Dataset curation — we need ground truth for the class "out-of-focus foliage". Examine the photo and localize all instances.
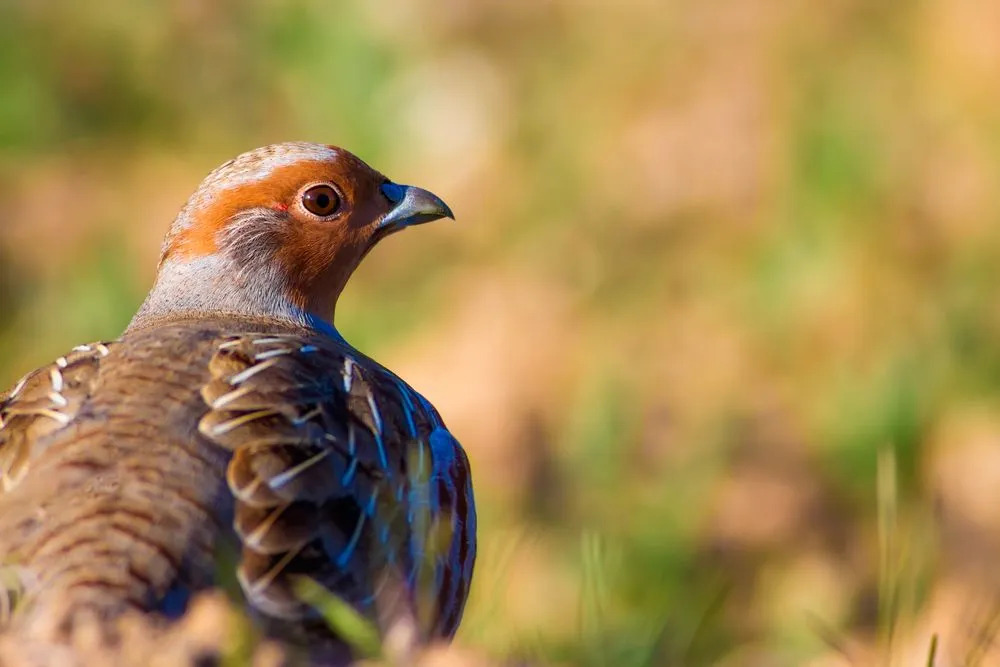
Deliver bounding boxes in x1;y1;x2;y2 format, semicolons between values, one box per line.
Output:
2;0;1000;664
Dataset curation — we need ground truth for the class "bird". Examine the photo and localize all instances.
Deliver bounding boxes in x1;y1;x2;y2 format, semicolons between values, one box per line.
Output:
0;142;476;661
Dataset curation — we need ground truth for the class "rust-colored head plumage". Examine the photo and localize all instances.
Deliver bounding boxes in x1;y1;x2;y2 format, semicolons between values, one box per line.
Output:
132;143;453;331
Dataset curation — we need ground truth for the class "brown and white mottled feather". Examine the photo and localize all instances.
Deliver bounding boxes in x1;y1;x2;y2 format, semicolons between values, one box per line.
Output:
198;333;473;638
0;343;113;492
0;142;474;659
0;324;233;640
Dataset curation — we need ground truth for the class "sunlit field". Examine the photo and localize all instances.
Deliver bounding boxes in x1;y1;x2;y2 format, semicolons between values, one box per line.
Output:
3;1;1000;664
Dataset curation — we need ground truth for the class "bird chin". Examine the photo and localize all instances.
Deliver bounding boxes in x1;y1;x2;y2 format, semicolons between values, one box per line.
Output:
369;222;405;245
360;224;402;261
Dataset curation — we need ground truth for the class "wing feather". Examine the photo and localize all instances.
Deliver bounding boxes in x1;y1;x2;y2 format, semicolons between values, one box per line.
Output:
0;343;115;493
199;333;475;638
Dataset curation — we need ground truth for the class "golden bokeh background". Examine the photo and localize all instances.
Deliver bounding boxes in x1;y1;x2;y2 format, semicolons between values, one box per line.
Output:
2;1;1000;664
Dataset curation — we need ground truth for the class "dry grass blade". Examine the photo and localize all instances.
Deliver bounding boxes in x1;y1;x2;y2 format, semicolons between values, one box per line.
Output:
877;445;899;661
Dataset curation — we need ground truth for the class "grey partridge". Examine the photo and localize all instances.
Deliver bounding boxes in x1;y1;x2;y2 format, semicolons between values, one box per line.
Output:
0;143;476;659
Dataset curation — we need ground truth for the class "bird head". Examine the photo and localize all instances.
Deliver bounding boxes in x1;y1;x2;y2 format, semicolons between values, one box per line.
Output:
134;143;453;330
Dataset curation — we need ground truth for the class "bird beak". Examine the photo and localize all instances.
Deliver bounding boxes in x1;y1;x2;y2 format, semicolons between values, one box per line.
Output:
379;182;454;231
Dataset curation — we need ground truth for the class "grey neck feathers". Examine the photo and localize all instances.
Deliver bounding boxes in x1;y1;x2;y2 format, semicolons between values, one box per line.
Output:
129;208;344;341
128;254;342;341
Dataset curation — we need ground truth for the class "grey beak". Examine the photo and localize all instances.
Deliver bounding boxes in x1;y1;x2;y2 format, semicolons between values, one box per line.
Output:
379;182;454;230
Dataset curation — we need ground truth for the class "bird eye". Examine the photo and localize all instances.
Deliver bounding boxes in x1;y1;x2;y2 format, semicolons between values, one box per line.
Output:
301;184;340;217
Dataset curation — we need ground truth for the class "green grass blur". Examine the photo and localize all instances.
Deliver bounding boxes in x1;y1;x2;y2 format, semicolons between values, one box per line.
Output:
2;1;1000;664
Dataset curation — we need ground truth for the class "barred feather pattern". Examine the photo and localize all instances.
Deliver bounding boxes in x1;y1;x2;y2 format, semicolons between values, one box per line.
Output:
0;318;474;648
0;326;232;640
199;333;476;639
0;343;115;629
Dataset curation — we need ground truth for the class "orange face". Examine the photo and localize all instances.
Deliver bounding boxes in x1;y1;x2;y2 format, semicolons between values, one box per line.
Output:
160;144;452;316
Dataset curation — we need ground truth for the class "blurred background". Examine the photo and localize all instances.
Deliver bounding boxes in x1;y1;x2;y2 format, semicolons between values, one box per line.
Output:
1;1;1000;664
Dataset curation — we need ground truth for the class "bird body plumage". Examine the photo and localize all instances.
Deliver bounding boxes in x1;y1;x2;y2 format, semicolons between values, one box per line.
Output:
0;143;475;658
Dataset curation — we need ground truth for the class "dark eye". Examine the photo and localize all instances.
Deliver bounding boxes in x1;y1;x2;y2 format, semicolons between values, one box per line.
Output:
301;184;340;217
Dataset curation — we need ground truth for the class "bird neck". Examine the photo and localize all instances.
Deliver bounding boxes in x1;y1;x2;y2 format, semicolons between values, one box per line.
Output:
127;254;343;339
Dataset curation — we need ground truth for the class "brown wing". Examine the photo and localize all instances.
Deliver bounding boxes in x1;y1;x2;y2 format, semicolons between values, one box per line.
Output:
0;342;117;626
198;333;475;640
0;342;115;493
